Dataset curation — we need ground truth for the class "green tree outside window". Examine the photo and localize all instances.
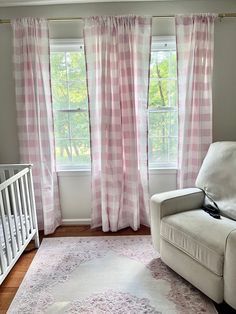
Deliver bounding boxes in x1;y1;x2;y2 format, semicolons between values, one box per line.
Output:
50;39;178;169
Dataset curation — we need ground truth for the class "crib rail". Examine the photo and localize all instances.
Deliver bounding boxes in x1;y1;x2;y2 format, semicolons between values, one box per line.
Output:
0;164;39;284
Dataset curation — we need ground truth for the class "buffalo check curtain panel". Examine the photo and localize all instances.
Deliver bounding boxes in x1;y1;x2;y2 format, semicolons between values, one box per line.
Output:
11;18;61;235
83;16;152;231
175;14;216;188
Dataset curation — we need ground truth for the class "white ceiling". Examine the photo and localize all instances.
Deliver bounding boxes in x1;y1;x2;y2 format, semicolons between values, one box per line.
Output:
0;0;179;6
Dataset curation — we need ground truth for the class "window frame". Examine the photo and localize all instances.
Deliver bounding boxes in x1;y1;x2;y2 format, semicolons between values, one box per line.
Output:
50;38;91;171
50;37;178;172
148;36;178;170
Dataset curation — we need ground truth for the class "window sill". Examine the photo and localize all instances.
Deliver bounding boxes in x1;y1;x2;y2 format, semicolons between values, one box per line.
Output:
149;168;177;175
57;168;177;177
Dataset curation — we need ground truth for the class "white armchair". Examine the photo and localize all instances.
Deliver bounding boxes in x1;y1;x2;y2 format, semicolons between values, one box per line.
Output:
150;142;236;309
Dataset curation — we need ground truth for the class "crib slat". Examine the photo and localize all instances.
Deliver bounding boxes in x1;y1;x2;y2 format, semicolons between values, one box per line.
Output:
19;177;29;238
15;179;25;243
3;187;17;258
23;174;33;234
0;169;6;184
0;170;7;213
10;183;22;250
8;168;23;249
0;216;7;274
28;168;40;248
0;192;12;266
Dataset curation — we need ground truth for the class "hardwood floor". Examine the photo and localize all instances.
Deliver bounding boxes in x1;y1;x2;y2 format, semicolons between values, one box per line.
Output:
0;225;235;314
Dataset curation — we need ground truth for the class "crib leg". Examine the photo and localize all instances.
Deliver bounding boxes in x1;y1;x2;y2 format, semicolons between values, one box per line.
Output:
34;231;40;249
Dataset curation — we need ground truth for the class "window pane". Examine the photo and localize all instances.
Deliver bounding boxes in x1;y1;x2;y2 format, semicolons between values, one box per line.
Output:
51;82;69;110
70;112;89;139
169;51;177;77
149;79;170;107
71;139;91;165
55;139;72;165
68;82;88;110
67;52;86;81
54;112;70;139
50;52;67;81
169;137;178;162
149;137;168;164
168;80;177;107
148;40;178;167
169;111;178;136
150;50;177;79
149;80;176;108
51;47;90;169
150;51;169;79
149;112;169;137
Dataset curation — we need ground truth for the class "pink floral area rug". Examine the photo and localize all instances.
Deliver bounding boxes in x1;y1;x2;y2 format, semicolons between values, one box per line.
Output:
8;236;217;314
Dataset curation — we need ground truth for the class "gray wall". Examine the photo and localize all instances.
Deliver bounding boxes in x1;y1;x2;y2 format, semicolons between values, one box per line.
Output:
0;1;236;222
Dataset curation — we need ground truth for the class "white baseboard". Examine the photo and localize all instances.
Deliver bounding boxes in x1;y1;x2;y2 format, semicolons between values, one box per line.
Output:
62;218;91;225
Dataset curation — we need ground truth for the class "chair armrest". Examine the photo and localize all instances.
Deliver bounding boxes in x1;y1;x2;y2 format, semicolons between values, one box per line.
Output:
224;230;236;309
150;188;204;251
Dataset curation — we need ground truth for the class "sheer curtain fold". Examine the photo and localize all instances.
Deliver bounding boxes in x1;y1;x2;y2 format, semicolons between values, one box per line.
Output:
84;15;152;232
175;14;217;188
11;17;61;235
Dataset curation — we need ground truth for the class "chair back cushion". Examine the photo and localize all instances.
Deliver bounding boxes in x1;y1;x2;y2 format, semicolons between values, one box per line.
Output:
195;141;236;220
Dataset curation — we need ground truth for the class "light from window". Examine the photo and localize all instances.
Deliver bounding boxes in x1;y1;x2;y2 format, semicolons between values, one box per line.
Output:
50;41;90;169
148;37;178;168
50;38;178;170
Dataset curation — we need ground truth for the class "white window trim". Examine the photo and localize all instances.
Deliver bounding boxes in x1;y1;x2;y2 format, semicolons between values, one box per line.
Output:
57;168;177;176
149;35;178;170
50;38;90;172
50;37;178;172
50;38;84;52
152;36;176;50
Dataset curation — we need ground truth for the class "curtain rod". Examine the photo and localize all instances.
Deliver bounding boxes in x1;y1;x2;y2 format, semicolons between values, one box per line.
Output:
0;12;235;24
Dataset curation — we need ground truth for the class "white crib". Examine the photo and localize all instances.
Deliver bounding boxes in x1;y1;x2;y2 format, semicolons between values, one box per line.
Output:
0;164;39;284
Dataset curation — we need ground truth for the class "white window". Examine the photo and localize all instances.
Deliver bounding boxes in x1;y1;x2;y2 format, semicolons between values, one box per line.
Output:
149;37;178;168
50;39;90;170
50;37;178;170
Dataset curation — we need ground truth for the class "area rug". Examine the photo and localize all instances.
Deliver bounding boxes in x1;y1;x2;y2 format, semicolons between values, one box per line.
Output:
8;236;217;314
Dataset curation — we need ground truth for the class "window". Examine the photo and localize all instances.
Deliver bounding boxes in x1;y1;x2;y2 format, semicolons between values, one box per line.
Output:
50;37;178;170
148;37;178;168
50;39;90;170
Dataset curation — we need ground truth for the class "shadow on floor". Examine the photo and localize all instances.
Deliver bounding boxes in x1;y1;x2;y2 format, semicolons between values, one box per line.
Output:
214;302;236;314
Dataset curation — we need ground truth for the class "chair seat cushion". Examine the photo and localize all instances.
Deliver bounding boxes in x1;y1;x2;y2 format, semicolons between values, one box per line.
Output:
160;209;236;276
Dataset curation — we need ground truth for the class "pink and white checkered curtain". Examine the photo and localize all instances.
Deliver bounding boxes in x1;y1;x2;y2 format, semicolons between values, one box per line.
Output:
84;16;151;232
11;18;61;235
175;14;217;188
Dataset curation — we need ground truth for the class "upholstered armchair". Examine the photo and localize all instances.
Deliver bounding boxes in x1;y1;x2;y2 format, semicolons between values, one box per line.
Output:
150;142;236;309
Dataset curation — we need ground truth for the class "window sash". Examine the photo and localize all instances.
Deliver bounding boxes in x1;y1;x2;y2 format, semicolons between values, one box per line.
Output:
51;37;177;170
149;37;177;168
50;40;90;170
